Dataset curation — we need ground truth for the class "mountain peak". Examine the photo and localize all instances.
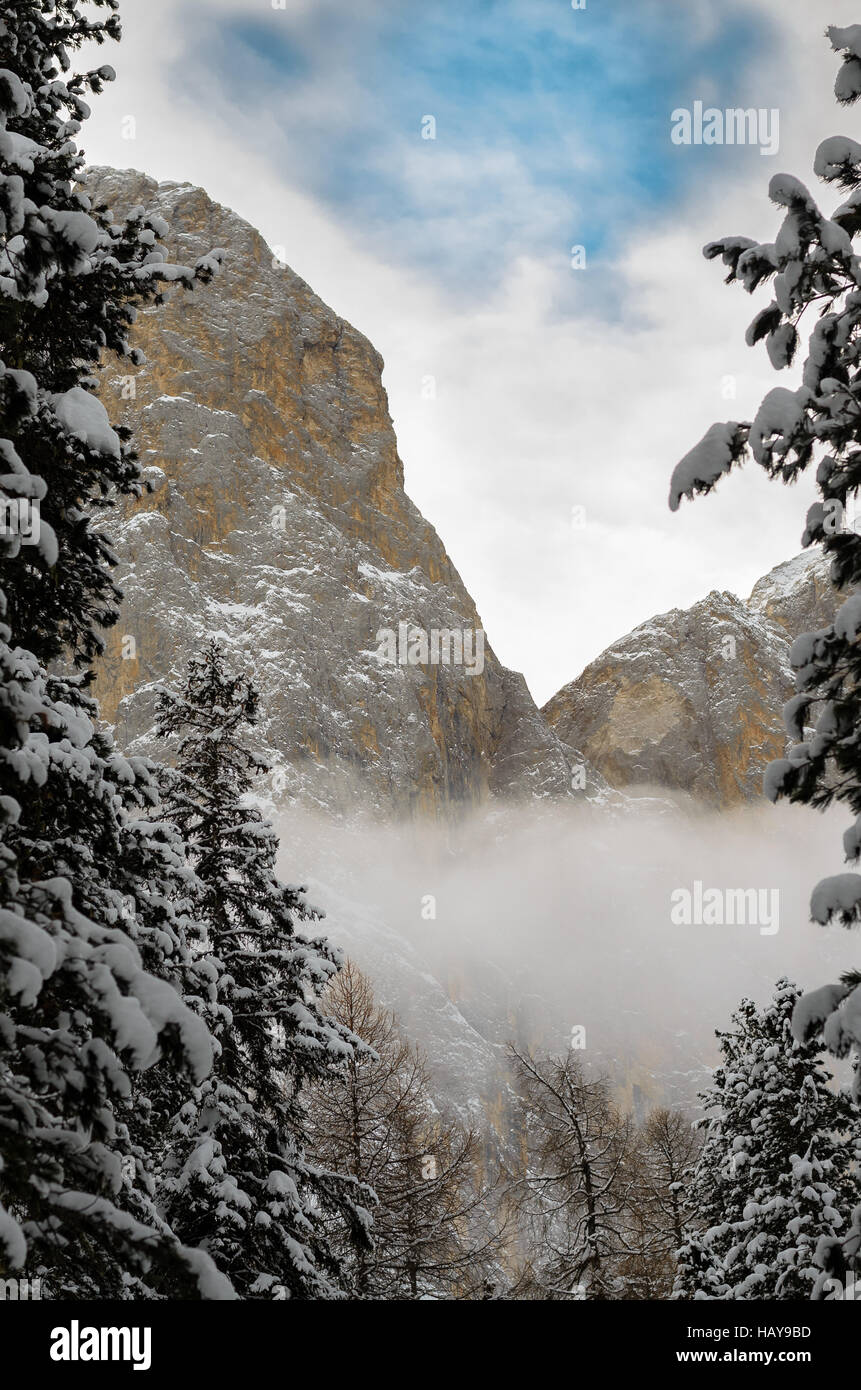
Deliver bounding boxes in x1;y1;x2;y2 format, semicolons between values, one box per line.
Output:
88;168;598;819
543;550;838;808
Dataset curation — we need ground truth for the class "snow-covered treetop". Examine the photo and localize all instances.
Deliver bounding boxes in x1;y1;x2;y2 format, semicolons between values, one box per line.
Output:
0;1;223;667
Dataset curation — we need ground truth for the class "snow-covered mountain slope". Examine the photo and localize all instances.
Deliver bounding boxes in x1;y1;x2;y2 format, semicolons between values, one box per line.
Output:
85;167;610;821
542;550;835;808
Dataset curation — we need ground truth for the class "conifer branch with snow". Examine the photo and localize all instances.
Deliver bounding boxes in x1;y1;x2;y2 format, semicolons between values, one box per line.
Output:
669;21;861;1287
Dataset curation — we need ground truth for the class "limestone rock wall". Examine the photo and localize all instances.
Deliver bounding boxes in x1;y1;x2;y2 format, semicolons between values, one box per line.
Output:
85;168;596;819
542;550;835;808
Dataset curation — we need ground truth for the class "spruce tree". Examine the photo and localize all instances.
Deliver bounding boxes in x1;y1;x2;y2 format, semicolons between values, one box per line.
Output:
0;1;232;1297
154;641;373;1299
675;981;861;1300
668;21;861;1281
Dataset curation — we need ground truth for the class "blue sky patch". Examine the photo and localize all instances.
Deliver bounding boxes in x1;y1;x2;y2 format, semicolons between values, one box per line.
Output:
181;0;784;304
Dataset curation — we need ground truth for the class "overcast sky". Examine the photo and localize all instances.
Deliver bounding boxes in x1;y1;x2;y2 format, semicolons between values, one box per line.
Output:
85;0;861;704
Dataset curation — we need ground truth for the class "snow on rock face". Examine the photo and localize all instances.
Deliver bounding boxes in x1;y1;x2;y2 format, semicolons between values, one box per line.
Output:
747;550;837;637
542;550;836;809
84;167;599;821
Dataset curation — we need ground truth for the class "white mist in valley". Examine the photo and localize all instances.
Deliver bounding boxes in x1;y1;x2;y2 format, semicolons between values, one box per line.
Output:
275;798;860;1115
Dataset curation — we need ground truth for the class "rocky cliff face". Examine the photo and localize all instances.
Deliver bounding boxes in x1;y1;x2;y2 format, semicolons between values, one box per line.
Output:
542;550;836;808
85;167;602;821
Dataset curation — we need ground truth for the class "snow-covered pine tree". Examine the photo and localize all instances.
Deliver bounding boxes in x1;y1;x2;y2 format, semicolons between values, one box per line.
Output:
0;1;233;1297
668;22;861;1283
5;679;235;1299
675;981;861;1300
154;641;373;1299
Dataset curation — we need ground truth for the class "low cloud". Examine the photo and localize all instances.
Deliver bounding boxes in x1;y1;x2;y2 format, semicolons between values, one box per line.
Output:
275;796;859;1105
